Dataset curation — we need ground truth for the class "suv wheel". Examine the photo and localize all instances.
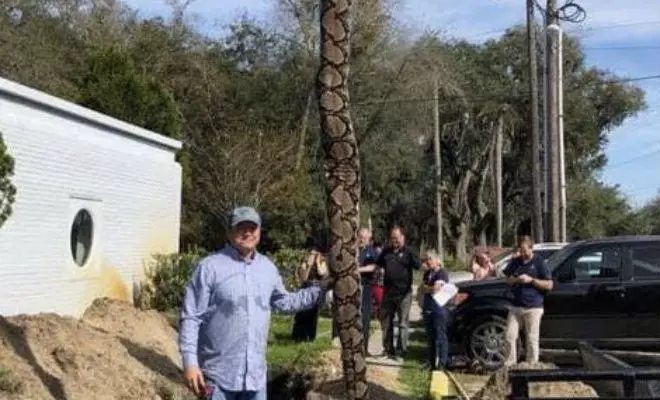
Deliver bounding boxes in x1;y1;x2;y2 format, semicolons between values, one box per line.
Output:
465;315;519;370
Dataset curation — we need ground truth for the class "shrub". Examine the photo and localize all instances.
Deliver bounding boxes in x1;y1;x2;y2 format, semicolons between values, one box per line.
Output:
135;246;309;311
443;254;467;272
0;132;17;229
135;247;207;311
267;247;308;291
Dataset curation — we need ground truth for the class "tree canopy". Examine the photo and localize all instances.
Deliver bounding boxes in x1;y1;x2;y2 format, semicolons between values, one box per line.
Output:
0;1;652;259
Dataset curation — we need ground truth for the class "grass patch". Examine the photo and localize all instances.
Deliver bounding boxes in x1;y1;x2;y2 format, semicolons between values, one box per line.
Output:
0;365;23;393
160;308;334;372
398;330;432;399
267;314;333;371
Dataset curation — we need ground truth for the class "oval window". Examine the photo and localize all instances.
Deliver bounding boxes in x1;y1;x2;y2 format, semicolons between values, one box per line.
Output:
70;209;93;267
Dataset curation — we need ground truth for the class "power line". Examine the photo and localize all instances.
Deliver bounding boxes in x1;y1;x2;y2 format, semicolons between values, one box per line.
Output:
607;148;660;169
584;45;660;51
532;0;586;23
614;74;660;83
573;20;660;32
350;73;660;108
464;19;660;41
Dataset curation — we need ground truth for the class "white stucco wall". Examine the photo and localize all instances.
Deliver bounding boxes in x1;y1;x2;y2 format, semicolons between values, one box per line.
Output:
0;77;182;317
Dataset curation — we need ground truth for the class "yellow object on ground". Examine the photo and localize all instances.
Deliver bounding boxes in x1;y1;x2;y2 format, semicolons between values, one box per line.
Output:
430;370;469;399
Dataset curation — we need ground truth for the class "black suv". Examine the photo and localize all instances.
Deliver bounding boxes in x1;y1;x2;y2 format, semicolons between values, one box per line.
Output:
449;236;660;370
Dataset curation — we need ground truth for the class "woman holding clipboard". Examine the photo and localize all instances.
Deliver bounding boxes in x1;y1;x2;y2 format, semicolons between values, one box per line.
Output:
420;250;452;371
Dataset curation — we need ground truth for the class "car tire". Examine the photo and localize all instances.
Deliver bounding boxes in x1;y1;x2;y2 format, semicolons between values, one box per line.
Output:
464;314;522;371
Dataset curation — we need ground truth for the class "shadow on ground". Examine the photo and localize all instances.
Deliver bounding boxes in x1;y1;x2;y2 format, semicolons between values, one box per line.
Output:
0;316;68;400
119;337;182;381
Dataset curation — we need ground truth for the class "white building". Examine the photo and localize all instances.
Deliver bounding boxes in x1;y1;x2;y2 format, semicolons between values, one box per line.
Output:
0;77;182;317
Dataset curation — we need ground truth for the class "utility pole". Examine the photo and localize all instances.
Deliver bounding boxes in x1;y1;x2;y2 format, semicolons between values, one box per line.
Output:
545;0;560;242
527;0;543;243
551;23;567;243
433;77;444;259
542;8;549;239
495;114;504;248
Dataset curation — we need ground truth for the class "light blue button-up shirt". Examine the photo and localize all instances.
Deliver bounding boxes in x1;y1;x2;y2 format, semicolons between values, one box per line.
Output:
179;245;321;391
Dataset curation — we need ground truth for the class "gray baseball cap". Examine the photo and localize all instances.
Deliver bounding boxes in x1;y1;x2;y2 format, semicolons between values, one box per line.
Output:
230;206;261;227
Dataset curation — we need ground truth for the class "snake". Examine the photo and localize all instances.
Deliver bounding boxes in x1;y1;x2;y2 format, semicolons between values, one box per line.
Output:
316;0;368;398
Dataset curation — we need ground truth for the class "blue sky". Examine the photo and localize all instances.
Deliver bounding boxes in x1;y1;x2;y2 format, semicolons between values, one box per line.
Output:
124;0;660;207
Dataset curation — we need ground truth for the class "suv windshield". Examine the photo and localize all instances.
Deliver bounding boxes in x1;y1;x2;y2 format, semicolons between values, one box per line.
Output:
545;241;582;271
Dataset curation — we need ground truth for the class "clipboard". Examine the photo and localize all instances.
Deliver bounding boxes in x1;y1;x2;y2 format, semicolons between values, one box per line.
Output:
432;282;459;307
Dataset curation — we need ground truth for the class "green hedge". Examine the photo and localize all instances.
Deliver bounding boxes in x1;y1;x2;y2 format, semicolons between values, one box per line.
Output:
136;247;308;311
265;247;307;291
135;247;207;311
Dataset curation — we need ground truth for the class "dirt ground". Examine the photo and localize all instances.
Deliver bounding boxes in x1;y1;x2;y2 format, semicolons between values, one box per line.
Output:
0;298;192;400
473;362;599;399
307;349;407;399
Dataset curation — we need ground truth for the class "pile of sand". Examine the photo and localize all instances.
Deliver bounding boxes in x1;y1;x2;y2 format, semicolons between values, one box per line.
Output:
473;362;599;399
0;298;191;400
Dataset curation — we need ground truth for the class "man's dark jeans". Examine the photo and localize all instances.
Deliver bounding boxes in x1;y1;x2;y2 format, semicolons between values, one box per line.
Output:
423;307;450;369
380;290;413;355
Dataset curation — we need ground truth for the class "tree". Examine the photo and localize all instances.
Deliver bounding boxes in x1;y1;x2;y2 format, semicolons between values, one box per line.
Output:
0;132;16;228
2;0;650;261
317;0;368;398
633;193;660;235
76;45;182;138
567;179;644;239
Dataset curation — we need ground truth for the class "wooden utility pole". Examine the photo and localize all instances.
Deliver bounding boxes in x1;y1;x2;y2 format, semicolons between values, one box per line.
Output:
527;0;543;242
545;0;560;242
433;77;444;258
495;114;504;248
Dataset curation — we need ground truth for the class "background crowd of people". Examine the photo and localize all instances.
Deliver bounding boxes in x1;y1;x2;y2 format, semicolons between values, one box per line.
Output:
289;227;553;372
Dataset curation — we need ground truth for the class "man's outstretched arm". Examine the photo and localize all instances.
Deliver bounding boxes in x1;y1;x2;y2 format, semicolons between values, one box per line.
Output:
270;271;323;313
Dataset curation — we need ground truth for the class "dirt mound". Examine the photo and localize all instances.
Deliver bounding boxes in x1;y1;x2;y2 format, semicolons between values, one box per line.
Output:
0;298;190;400
81;298;181;367
473;362;599;399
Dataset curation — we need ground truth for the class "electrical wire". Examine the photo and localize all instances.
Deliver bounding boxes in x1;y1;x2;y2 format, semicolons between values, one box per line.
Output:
349;73;660;108
531;0;586;23
465;18;660;42
554;0;587;23
607;148;660;169
584;45;660;51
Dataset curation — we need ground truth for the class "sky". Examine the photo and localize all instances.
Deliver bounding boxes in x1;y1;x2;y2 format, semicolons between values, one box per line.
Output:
124;0;660;207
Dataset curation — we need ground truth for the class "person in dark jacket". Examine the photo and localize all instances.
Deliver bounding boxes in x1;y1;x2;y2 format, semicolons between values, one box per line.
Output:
502;235;554;365
421;249;451;370
377;226;421;360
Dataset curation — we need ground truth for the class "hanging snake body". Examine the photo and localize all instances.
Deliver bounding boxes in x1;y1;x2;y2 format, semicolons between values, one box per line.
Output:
316;0;368;398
